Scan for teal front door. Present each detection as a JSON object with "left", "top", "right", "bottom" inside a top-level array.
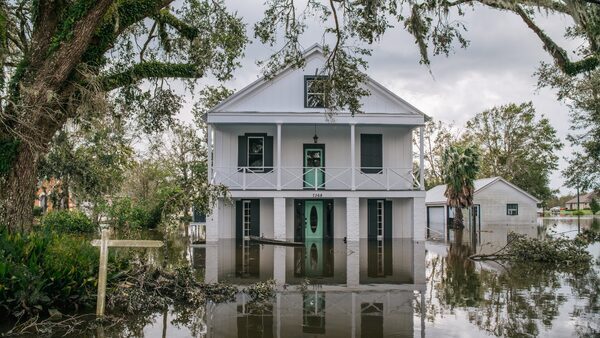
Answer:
[
  {"left": 304, "top": 200, "right": 324, "bottom": 240},
  {"left": 304, "top": 146, "right": 324, "bottom": 189}
]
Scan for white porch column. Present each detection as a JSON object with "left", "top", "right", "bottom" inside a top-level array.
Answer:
[
  {"left": 206, "top": 198, "right": 220, "bottom": 242},
  {"left": 273, "top": 197, "right": 286, "bottom": 240},
  {"left": 419, "top": 126, "right": 424, "bottom": 190},
  {"left": 346, "top": 241, "right": 360, "bottom": 287},
  {"left": 350, "top": 123, "right": 356, "bottom": 191},
  {"left": 207, "top": 124, "right": 213, "bottom": 183},
  {"left": 346, "top": 197, "right": 359, "bottom": 241},
  {"left": 273, "top": 246, "right": 286, "bottom": 286},
  {"left": 276, "top": 123, "right": 282, "bottom": 190},
  {"left": 413, "top": 197, "right": 426, "bottom": 241},
  {"left": 204, "top": 244, "right": 219, "bottom": 283}
]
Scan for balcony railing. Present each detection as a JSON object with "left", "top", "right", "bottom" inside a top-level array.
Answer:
[{"left": 210, "top": 167, "right": 421, "bottom": 191}]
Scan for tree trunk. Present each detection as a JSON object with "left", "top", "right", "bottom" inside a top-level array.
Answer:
[
  {"left": 453, "top": 207, "right": 464, "bottom": 228},
  {"left": 0, "top": 143, "right": 38, "bottom": 233}
]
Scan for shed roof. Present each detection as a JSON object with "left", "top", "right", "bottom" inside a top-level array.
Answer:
[{"left": 425, "top": 177, "right": 540, "bottom": 205}]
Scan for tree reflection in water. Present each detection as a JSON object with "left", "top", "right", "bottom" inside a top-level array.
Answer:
[{"left": 427, "top": 229, "right": 599, "bottom": 338}]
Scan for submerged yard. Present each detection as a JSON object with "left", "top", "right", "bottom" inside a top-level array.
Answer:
[{"left": 1, "top": 217, "right": 598, "bottom": 337}]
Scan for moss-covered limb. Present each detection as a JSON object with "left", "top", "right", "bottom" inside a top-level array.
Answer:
[
  {"left": 152, "top": 9, "right": 198, "bottom": 40},
  {"left": 48, "top": 0, "right": 98, "bottom": 53},
  {"left": 82, "top": 0, "right": 174, "bottom": 66},
  {"left": 513, "top": 4, "right": 598, "bottom": 75},
  {"left": 100, "top": 62, "right": 202, "bottom": 91}
]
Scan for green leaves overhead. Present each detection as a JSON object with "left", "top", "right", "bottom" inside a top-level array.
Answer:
[{"left": 463, "top": 102, "right": 563, "bottom": 202}]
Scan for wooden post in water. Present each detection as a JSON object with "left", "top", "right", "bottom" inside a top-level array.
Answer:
[
  {"left": 96, "top": 229, "right": 109, "bottom": 317},
  {"left": 92, "top": 228, "right": 163, "bottom": 317}
]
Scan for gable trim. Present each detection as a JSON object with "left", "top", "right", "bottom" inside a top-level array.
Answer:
[{"left": 207, "top": 44, "right": 428, "bottom": 118}]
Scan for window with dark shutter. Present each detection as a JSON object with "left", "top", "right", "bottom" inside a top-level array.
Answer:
[{"left": 361, "top": 134, "right": 383, "bottom": 174}]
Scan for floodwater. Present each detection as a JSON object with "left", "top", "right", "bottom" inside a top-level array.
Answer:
[{"left": 4, "top": 217, "right": 600, "bottom": 337}]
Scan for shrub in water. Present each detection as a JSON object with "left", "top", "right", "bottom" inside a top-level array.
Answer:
[
  {"left": 0, "top": 230, "right": 128, "bottom": 317},
  {"left": 42, "top": 210, "right": 96, "bottom": 233}
]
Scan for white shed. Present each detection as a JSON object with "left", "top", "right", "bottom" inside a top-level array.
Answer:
[{"left": 425, "top": 177, "right": 540, "bottom": 240}]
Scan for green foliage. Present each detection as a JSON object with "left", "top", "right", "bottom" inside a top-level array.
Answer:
[
  {"left": 441, "top": 144, "right": 480, "bottom": 208},
  {"left": 32, "top": 206, "right": 43, "bottom": 217},
  {"left": 590, "top": 198, "right": 599, "bottom": 215},
  {"left": 0, "top": 230, "right": 127, "bottom": 317},
  {"left": 244, "top": 279, "right": 276, "bottom": 303},
  {"left": 505, "top": 233, "right": 591, "bottom": 269},
  {"left": 106, "top": 197, "right": 159, "bottom": 230},
  {"left": 464, "top": 102, "right": 562, "bottom": 202},
  {"left": 49, "top": 0, "right": 97, "bottom": 53},
  {"left": 418, "top": 119, "right": 462, "bottom": 189},
  {"left": 537, "top": 64, "right": 600, "bottom": 191},
  {"left": 41, "top": 210, "right": 96, "bottom": 234},
  {"left": 0, "top": 138, "right": 19, "bottom": 176}
]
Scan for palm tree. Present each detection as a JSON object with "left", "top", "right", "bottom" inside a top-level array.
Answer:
[{"left": 442, "top": 145, "right": 480, "bottom": 228}]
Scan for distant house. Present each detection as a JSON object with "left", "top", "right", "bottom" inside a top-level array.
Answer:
[
  {"left": 425, "top": 177, "right": 540, "bottom": 240},
  {"left": 34, "top": 178, "right": 76, "bottom": 213},
  {"left": 565, "top": 191, "right": 598, "bottom": 210}
]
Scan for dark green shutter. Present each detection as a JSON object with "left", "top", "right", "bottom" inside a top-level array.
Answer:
[
  {"left": 384, "top": 200, "right": 392, "bottom": 240},
  {"left": 264, "top": 136, "right": 274, "bottom": 173},
  {"left": 250, "top": 199, "right": 260, "bottom": 237},
  {"left": 367, "top": 241, "right": 377, "bottom": 276},
  {"left": 237, "top": 136, "right": 247, "bottom": 170},
  {"left": 384, "top": 240, "right": 393, "bottom": 275},
  {"left": 325, "top": 200, "right": 334, "bottom": 239},
  {"left": 235, "top": 200, "right": 243, "bottom": 239},
  {"left": 367, "top": 199, "right": 378, "bottom": 240},
  {"left": 361, "top": 134, "right": 382, "bottom": 173}
]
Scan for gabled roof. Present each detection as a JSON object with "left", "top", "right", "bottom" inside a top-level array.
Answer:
[
  {"left": 425, "top": 177, "right": 540, "bottom": 204},
  {"left": 207, "top": 44, "right": 428, "bottom": 119},
  {"left": 565, "top": 191, "right": 598, "bottom": 204}
]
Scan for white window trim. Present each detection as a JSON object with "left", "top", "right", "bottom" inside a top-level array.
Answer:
[
  {"left": 507, "top": 203, "right": 518, "bottom": 216},
  {"left": 376, "top": 200, "right": 384, "bottom": 239},
  {"left": 243, "top": 200, "right": 251, "bottom": 238},
  {"left": 306, "top": 77, "right": 325, "bottom": 108}
]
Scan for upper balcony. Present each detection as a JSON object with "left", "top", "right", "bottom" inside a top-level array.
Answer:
[
  {"left": 211, "top": 166, "right": 421, "bottom": 191},
  {"left": 207, "top": 123, "right": 425, "bottom": 192}
]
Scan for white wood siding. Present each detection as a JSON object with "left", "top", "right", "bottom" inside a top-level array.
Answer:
[
  {"left": 213, "top": 124, "right": 415, "bottom": 191},
  {"left": 215, "top": 53, "right": 419, "bottom": 115},
  {"left": 475, "top": 181, "right": 538, "bottom": 224}
]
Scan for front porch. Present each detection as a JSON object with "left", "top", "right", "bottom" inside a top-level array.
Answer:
[{"left": 205, "top": 195, "right": 426, "bottom": 242}]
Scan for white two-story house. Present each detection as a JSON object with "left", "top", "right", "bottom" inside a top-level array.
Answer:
[{"left": 205, "top": 45, "right": 427, "bottom": 243}]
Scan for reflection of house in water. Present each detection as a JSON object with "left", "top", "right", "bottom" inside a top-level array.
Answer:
[{"left": 198, "top": 239, "right": 425, "bottom": 337}]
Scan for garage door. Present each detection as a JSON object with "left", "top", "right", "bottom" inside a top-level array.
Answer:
[{"left": 427, "top": 206, "right": 445, "bottom": 240}]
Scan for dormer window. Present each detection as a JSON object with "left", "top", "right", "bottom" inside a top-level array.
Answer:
[{"left": 304, "top": 76, "right": 327, "bottom": 108}]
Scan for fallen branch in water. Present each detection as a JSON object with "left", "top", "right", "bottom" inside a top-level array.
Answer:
[
  {"left": 469, "top": 233, "right": 592, "bottom": 269},
  {"left": 2, "top": 314, "right": 123, "bottom": 337},
  {"left": 107, "top": 261, "right": 238, "bottom": 313}
]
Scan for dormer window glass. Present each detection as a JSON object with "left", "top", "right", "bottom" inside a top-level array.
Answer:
[{"left": 304, "top": 76, "right": 326, "bottom": 108}]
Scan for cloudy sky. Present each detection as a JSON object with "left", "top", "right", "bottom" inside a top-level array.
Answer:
[{"left": 178, "top": 2, "right": 580, "bottom": 195}]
